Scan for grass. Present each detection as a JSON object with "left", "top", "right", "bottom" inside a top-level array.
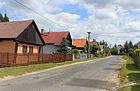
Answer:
[
  {"left": 118, "top": 85, "right": 140, "bottom": 91},
  {"left": 0, "top": 56, "right": 108, "bottom": 78},
  {"left": 117, "top": 55, "right": 140, "bottom": 91}
]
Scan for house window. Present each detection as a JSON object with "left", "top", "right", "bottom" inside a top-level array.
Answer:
[
  {"left": 22, "top": 46, "right": 27, "bottom": 54},
  {"left": 29, "top": 46, "right": 33, "bottom": 54}
]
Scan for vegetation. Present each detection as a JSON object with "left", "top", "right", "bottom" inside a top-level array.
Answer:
[
  {"left": 132, "top": 49, "right": 140, "bottom": 68},
  {"left": 117, "top": 55, "right": 140, "bottom": 91},
  {"left": 58, "top": 37, "right": 71, "bottom": 54},
  {"left": 90, "top": 44, "right": 100, "bottom": 54},
  {"left": 110, "top": 47, "right": 118, "bottom": 55},
  {"left": 118, "top": 85, "right": 140, "bottom": 91},
  {"left": 0, "top": 13, "right": 9, "bottom": 22},
  {"left": 72, "top": 49, "right": 79, "bottom": 54}
]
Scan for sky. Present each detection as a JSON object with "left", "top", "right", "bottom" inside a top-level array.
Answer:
[{"left": 0, "top": 0, "right": 140, "bottom": 46}]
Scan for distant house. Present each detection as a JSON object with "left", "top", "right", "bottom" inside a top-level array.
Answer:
[
  {"left": 72, "top": 39, "right": 88, "bottom": 52},
  {"left": 89, "top": 42, "right": 99, "bottom": 46},
  {"left": 137, "top": 41, "right": 140, "bottom": 48},
  {"left": 41, "top": 31, "right": 73, "bottom": 54},
  {"left": 0, "top": 20, "right": 44, "bottom": 54},
  {"left": 117, "top": 44, "right": 125, "bottom": 54}
]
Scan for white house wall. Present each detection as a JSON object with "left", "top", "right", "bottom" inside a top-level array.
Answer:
[{"left": 41, "top": 44, "right": 60, "bottom": 54}]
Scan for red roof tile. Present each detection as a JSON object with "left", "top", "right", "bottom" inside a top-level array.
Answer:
[
  {"left": 41, "top": 32, "right": 69, "bottom": 45},
  {"left": 89, "top": 42, "right": 98, "bottom": 45},
  {"left": 72, "top": 39, "right": 87, "bottom": 48},
  {"left": 0, "top": 20, "right": 33, "bottom": 38}
]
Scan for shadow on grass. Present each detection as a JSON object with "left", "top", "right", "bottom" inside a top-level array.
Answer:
[
  {"left": 128, "top": 73, "right": 140, "bottom": 82},
  {"left": 118, "top": 85, "right": 140, "bottom": 91},
  {"left": 131, "top": 85, "right": 140, "bottom": 91},
  {"left": 126, "top": 64, "right": 140, "bottom": 71}
]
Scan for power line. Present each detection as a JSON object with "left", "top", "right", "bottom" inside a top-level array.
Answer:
[
  {"left": 13, "top": 0, "right": 69, "bottom": 30},
  {"left": 95, "top": 31, "right": 140, "bottom": 35}
]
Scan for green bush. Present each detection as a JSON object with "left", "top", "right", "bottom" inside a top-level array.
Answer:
[
  {"left": 72, "top": 49, "right": 79, "bottom": 54},
  {"left": 132, "top": 49, "right": 140, "bottom": 68},
  {"left": 110, "top": 48, "right": 118, "bottom": 55}
]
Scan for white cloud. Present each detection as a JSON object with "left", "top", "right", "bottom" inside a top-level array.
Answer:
[{"left": 0, "top": 0, "right": 140, "bottom": 45}]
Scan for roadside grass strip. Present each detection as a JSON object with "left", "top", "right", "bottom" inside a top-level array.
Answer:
[
  {"left": 118, "top": 55, "right": 140, "bottom": 91},
  {"left": 0, "top": 56, "right": 108, "bottom": 78}
]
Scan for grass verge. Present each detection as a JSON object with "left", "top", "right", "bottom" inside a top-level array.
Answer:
[
  {"left": 0, "top": 56, "right": 108, "bottom": 78},
  {"left": 117, "top": 55, "right": 140, "bottom": 91}
]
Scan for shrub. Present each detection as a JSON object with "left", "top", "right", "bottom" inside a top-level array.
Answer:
[
  {"left": 132, "top": 49, "right": 140, "bottom": 68},
  {"left": 110, "top": 48, "right": 118, "bottom": 55},
  {"left": 72, "top": 49, "right": 79, "bottom": 54}
]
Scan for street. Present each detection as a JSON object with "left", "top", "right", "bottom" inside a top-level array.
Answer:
[{"left": 0, "top": 56, "right": 123, "bottom": 91}]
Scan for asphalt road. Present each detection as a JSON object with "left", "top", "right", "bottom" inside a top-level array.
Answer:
[{"left": 0, "top": 56, "right": 123, "bottom": 91}]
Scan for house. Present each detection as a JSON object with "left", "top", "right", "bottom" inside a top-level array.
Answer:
[
  {"left": 72, "top": 39, "right": 88, "bottom": 53},
  {"left": 117, "top": 44, "right": 125, "bottom": 54},
  {"left": 89, "top": 41, "right": 99, "bottom": 46},
  {"left": 0, "top": 20, "right": 44, "bottom": 54},
  {"left": 137, "top": 41, "right": 140, "bottom": 48},
  {"left": 41, "top": 31, "right": 73, "bottom": 54}
]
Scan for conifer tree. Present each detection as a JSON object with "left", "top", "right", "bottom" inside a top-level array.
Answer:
[
  {"left": 0, "top": 13, "right": 4, "bottom": 22},
  {"left": 58, "top": 37, "right": 70, "bottom": 54},
  {"left": 3, "top": 13, "right": 9, "bottom": 22}
]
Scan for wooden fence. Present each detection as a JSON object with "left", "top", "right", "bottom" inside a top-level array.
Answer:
[{"left": 0, "top": 53, "right": 72, "bottom": 68}]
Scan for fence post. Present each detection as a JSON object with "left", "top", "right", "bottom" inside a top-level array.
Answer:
[
  {"left": 28, "top": 53, "right": 29, "bottom": 65},
  {"left": 7, "top": 53, "right": 9, "bottom": 67}
]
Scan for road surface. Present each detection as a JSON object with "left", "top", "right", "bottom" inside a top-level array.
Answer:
[{"left": 0, "top": 56, "right": 123, "bottom": 91}]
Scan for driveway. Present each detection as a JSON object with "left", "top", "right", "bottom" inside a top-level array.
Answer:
[{"left": 0, "top": 56, "right": 123, "bottom": 91}]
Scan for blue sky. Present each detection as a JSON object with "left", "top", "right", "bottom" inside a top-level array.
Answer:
[{"left": 0, "top": 0, "right": 140, "bottom": 45}]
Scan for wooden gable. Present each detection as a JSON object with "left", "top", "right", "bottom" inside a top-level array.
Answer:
[{"left": 16, "top": 22, "right": 44, "bottom": 45}]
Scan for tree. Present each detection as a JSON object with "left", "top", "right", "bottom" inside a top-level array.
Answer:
[
  {"left": 114, "top": 44, "right": 117, "bottom": 48},
  {"left": 93, "top": 39, "right": 96, "bottom": 42},
  {"left": 110, "top": 48, "right": 118, "bottom": 55},
  {"left": 58, "top": 37, "right": 71, "bottom": 54},
  {"left": 83, "top": 44, "right": 87, "bottom": 53},
  {"left": 90, "top": 44, "right": 100, "bottom": 54},
  {"left": 129, "top": 41, "right": 133, "bottom": 49},
  {"left": 72, "top": 49, "right": 79, "bottom": 54},
  {"left": 0, "top": 13, "right": 9, "bottom": 22},
  {"left": 124, "top": 41, "right": 129, "bottom": 53},
  {"left": 3, "top": 13, "right": 9, "bottom": 22},
  {"left": 0, "top": 13, "right": 4, "bottom": 22}
]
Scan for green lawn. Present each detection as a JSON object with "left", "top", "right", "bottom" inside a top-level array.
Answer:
[
  {"left": 0, "top": 56, "right": 108, "bottom": 78},
  {"left": 118, "top": 55, "right": 140, "bottom": 91}
]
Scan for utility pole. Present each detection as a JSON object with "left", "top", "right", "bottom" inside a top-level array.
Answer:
[{"left": 87, "top": 32, "right": 91, "bottom": 58}]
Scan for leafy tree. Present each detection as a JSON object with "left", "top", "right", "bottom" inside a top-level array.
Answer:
[
  {"left": 90, "top": 44, "right": 100, "bottom": 54},
  {"left": 58, "top": 37, "right": 70, "bottom": 54},
  {"left": 110, "top": 48, "right": 118, "bottom": 55},
  {"left": 128, "top": 48, "right": 133, "bottom": 53},
  {"left": 72, "top": 49, "right": 79, "bottom": 54}
]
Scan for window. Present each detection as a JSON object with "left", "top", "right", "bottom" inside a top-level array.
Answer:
[
  {"left": 29, "top": 46, "right": 33, "bottom": 54},
  {"left": 22, "top": 46, "right": 27, "bottom": 54}
]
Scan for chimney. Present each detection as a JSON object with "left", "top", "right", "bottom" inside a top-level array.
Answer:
[{"left": 41, "top": 29, "right": 44, "bottom": 35}]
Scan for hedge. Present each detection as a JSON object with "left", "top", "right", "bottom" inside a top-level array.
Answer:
[{"left": 132, "top": 49, "right": 140, "bottom": 68}]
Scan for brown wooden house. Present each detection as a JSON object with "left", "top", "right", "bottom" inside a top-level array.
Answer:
[{"left": 0, "top": 19, "right": 44, "bottom": 54}]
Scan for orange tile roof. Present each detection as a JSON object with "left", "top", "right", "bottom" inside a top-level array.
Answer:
[
  {"left": 72, "top": 39, "right": 87, "bottom": 48},
  {"left": 41, "top": 32, "right": 69, "bottom": 45},
  {"left": 89, "top": 42, "right": 98, "bottom": 45}
]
